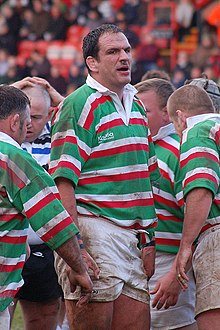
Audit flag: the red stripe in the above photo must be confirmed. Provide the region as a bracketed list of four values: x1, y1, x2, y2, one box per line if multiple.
[154, 195, 179, 209]
[25, 193, 57, 218]
[181, 151, 218, 168]
[79, 171, 149, 185]
[51, 135, 77, 148]
[0, 214, 24, 222]
[156, 214, 182, 222]
[129, 117, 147, 126]
[0, 236, 27, 244]
[156, 237, 180, 246]
[97, 119, 124, 134]
[160, 169, 174, 187]
[49, 161, 80, 177]
[41, 216, 73, 242]
[84, 95, 112, 130]
[184, 173, 218, 190]
[200, 222, 220, 234]
[155, 140, 179, 158]
[0, 159, 26, 189]
[149, 161, 158, 174]
[0, 286, 21, 298]
[127, 221, 157, 230]
[0, 261, 24, 273]
[78, 198, 155, 208]
[91, 143, 149, 158]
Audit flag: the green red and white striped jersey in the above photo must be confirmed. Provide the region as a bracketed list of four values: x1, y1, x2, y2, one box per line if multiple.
[0, 133, 78, 312]
[180, 114, 220, 233]
[153, 124, 184, 254]
[50, 75, 160, 232]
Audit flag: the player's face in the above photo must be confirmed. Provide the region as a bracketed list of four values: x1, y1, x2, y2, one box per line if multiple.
[25, 93, 50, 142]
[90, 32, 132, 97]
[138, 90, 167, 137]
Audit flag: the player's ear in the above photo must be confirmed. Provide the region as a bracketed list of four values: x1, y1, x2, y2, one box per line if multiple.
[10, 113, 20, 132]
[176, 110, 187, 130]
[86, 56, 99, 73]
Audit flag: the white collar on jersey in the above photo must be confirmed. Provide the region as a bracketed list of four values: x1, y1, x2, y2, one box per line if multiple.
[86, 74, 137, 126]
[153, 123, 176, 142]
[186, 113, 220, 130]
[0, 132, 22, 149]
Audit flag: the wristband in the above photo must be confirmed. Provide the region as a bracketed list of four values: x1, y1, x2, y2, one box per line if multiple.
[76, 233, 85, 249]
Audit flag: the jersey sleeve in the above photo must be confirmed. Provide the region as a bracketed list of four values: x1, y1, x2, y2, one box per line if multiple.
[180, 135, 220, 200]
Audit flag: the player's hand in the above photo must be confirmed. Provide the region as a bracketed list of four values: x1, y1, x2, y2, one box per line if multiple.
[150, 270, 181, 309]
[176, 245, 192, 290]
[66, 265, 93, 309]
[81, 248, 100, 280]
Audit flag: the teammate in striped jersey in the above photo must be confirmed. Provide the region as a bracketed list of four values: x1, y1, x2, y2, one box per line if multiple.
[136, 78, 197, 330]
[0, 85, 92, 330]
[167, 84, 220, 330]
[49, 24, 160, 330]
[8, 77, 65, 330]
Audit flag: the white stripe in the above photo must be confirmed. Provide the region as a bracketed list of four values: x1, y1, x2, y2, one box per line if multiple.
[52, 129, 91, 157]
[23, 186, 58, 212]
[214, 193, 220, 200]
[92, 136, 148, 152]
[181, 146, 218, 162]
[0, 254, 26, 266]
[50, 154, 81, 172]
[158, 159, 175, 182]
[162, 136, 179, 149]
[210, 122, 220, 139]
[176, 191, 184, 203]
[0, 229, 27, 238]
[54, 99, 65, 123]
[153, 188, 178, 204]
[0, 206, 21, 215]
[95, 112, 120, 131]
[78, 92, 101, 127]
[0, 152, 30, 186]
[148, 155, 157, 167]
[156, 231, 182, 239]
[35, 210, 70, 238]
[155, 208, 177, 217]
[183, 167, 219, 186]
[75, 191, 153, 201]
[77, 208, 157, 226]
[80, 164, 148, 179]
[0, 279, 24, 294]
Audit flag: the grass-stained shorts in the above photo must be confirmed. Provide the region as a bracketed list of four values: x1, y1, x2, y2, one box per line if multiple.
[193, 224, 220, 317]
[55, 215, 150, 304]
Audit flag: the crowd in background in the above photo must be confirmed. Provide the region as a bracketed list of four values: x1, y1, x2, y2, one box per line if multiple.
[0, 0, 219, 96]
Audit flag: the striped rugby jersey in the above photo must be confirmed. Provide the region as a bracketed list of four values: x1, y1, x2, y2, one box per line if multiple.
[0, 133, 78, 312]
[49, 75, 160, 232]
[181, 113, 220, 232]
[153, 124, 184, 254]
[22, 123, 51, 245]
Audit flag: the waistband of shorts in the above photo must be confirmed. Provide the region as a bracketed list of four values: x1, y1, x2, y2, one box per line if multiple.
[198, 223, 220, 241]
[77, 214, 155, 238]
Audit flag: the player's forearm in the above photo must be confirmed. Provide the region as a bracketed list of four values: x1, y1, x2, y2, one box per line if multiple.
[55, 235, 86, 274]
[180, 188, 213, 248]
[55, 177, 79, 226]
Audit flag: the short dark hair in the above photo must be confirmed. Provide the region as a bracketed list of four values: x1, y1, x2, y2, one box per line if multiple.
[141, 70, 171, 82]
[82, 24, 122, 71]
[0, 85, 30, 120]
[135, 78, 175, 109]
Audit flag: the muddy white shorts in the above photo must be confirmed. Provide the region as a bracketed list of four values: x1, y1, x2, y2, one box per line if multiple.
[149, 251, 196, 329]
[55, 215, 150, 304]
[193, 224, 220, 317]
